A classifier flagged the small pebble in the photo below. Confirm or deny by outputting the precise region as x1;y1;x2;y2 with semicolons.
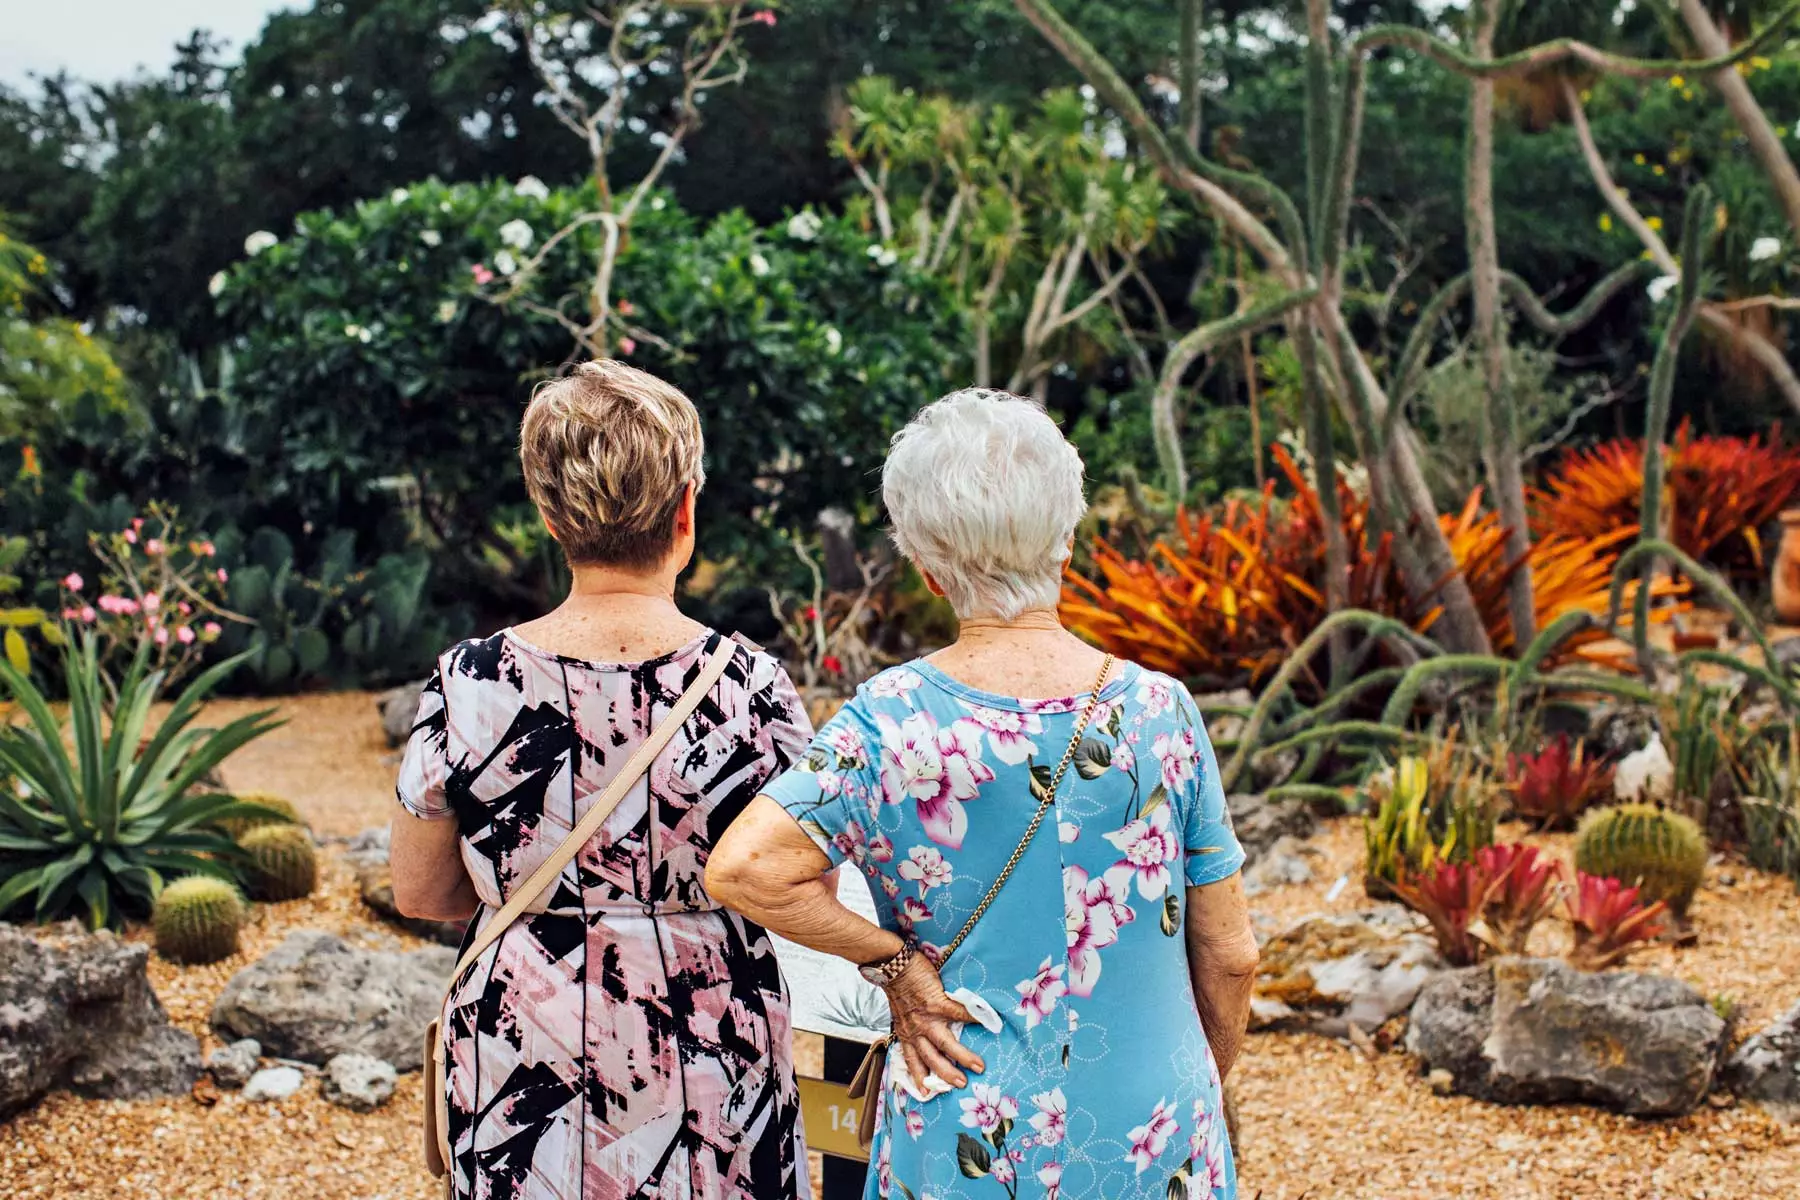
1427;1068;1457;1096
206;1038;262;1090
242;1066;305;1102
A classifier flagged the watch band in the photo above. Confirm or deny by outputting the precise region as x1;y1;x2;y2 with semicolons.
859;934;919;987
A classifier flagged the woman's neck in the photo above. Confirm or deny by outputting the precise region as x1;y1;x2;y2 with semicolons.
565;562;680;605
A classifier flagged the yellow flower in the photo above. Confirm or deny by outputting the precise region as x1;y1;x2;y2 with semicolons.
20;445;40;479
27;254;46;276
1633;153;1647;165
1670;75;1686;89
1647;216;1664;231
1754;56;1772;71
1653;164;1666;176
1599;213;1614;232
1683;88;1695;101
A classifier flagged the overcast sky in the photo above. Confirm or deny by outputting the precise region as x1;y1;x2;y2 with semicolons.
0;1;295;89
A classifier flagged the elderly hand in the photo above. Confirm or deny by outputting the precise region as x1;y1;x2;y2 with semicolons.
885;951;985;1091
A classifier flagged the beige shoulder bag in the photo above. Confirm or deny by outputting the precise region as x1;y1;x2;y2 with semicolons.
844;654;1113;1148
421;638;734;1187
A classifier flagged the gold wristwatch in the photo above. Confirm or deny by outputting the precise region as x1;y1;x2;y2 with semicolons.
857;934;920;988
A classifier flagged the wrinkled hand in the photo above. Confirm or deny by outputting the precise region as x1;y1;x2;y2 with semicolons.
885;952;984;1090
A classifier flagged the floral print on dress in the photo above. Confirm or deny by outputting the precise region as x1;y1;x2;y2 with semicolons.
398;630;813;1200
763;658;1244;1200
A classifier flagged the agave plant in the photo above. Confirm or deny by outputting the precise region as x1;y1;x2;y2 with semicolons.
1507;734;1615;830
0;633;283;928
1475;843;1562;954
1564;871;1668;971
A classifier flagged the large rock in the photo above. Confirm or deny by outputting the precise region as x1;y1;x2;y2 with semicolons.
1252;909;1441;1036
1227;793;1317;866
343;826;468;947
1724;999;1800;1121
212;930;455;1070
1407;957;1727;1116
378;681;428;748
0;923;201;1117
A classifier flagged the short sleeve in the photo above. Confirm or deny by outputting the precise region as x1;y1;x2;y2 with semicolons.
760;696;883;867
736;647;816;794
396;668;453;821
1179;691;1245;887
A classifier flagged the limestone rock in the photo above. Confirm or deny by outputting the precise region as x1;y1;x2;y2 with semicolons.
0;923;201;1117
378;681;428;748
242;1065;305;1101
212;930;454;1070
1242;835;1319;896
1252;910;1442;1036
1227;793;1317;866
1614;733;1675;803
1407;957;1727;1116
1724;999;1800;1121
206;1038;261;1089
321;1052;398;1112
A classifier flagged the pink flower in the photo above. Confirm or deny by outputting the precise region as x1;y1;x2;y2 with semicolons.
821;653;844;675
991;1159;1015;1185
199;540;216;557
1028;1088;1067;1146
79;606;96;624
1014;957;1068;1028
123;529;137;544
803;605;818;621
1126;1098;1181;1174
145;538;165;556
1102;805;1181;899
618;336;637;355
60;607;81;621
962;705;1043;766
62;573;83;592
471;263;495;285
876;710;995;850
898;845;953;894
1064;864;1134;996
898;896;933;931
866;830;895;863
203;621;223;638
176;625;197;645
750;9;777;25
131;518;144;531
1135;677;1177;718
153;626;170;646
1112;744;1136;774
904;1108;923;1138
832;818;869;864
878;874;900;900
958;1084;1017;1136
216;568;229;583
1194;1110;1231;1190
142;592;161;612
1038;1162;1064;1200
617;298;634;316
1151;727;1198;791
97;594;139;616
177;601;192;615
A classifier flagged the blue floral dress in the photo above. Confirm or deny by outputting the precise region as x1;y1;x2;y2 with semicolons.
763;659;1245;1200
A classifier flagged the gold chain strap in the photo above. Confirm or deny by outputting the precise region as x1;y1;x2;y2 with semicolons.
937;654;1114;963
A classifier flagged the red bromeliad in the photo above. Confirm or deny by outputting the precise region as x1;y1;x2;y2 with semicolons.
1564;871;1668;971
1507;734;1615;830
1391;859;1496;967
1475;843;1561;954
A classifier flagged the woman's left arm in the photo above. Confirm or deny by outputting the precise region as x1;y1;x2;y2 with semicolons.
709;795;985;1089
391;809;479;921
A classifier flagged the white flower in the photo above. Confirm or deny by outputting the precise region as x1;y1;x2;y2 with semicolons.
390;187;410;204
498;219;534;249
435;300;458;323
1647;274;1679;304
207;272;227;298
866;243;898;267
787;210;823;241
650;195;666;211
512;175;550;201
494;249;519;277
823;326;843;355
343;323;373;343
1751;236;1783;263
419;229;443;248
748;252;771;278
244;230;278;256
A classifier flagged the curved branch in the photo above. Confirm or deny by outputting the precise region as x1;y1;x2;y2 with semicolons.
1499;263;1656;337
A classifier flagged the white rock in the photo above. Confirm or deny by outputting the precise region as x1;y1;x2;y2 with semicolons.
1614;732;1674;802
242;1066;305;1101
321;1053;397;1112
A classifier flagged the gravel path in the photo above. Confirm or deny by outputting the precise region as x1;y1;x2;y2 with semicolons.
3;691;1797;1198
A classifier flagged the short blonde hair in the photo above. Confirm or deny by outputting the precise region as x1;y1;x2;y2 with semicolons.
519;359;707;569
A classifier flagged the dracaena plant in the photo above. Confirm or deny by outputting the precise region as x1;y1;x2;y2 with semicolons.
1475;843;1562;955
1507;734;1614;830
0;632;283;929
1564;871;1668;972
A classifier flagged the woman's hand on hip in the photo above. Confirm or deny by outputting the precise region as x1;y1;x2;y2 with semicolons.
886;953;984;1090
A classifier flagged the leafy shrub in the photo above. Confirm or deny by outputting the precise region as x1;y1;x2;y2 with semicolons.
0;635;280;928
1363;740;1499;901
1507;734;1614;831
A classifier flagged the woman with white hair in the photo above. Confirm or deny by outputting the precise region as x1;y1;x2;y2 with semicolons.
708;388;1258;1200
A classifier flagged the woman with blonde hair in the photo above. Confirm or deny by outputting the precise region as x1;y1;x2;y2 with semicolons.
391;360;811;1199
709;388;1257;1200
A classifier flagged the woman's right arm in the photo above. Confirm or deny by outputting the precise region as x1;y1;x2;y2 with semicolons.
708;795;984;1089
1183;872;1260;1079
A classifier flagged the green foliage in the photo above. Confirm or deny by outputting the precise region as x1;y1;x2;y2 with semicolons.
0;219;125;440
1738;728;1800;889
215;791;303;843
0;634;280;928
1362;744;1499;900
152;875;246;964
215;178;964;593
1574;803;1709;918
1415;338;1590;507
239;823;319;903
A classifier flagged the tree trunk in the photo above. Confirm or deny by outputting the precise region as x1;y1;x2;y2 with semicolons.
1466;0;1536;647
1180;0;1203;152
1678;0;1800;237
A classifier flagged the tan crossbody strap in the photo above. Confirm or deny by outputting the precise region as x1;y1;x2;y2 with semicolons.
441;638;734;993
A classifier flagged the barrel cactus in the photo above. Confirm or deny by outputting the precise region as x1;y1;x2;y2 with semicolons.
152;876;247;964
1574;803;1708;917
218;792;305;841
240;823;320;902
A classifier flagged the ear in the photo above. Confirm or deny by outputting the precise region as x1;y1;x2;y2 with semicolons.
675;483;697;536
920;568;945;599
541;512;559;542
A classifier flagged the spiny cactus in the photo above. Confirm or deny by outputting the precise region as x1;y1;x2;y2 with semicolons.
153;875;247;964
218;792;305;841
240;823;319;902
1574;803;1708;918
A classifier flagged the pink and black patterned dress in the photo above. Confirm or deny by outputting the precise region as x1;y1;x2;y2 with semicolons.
398;628;813;1200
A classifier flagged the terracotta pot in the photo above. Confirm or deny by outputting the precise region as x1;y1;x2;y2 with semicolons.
1775;510;1800;623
